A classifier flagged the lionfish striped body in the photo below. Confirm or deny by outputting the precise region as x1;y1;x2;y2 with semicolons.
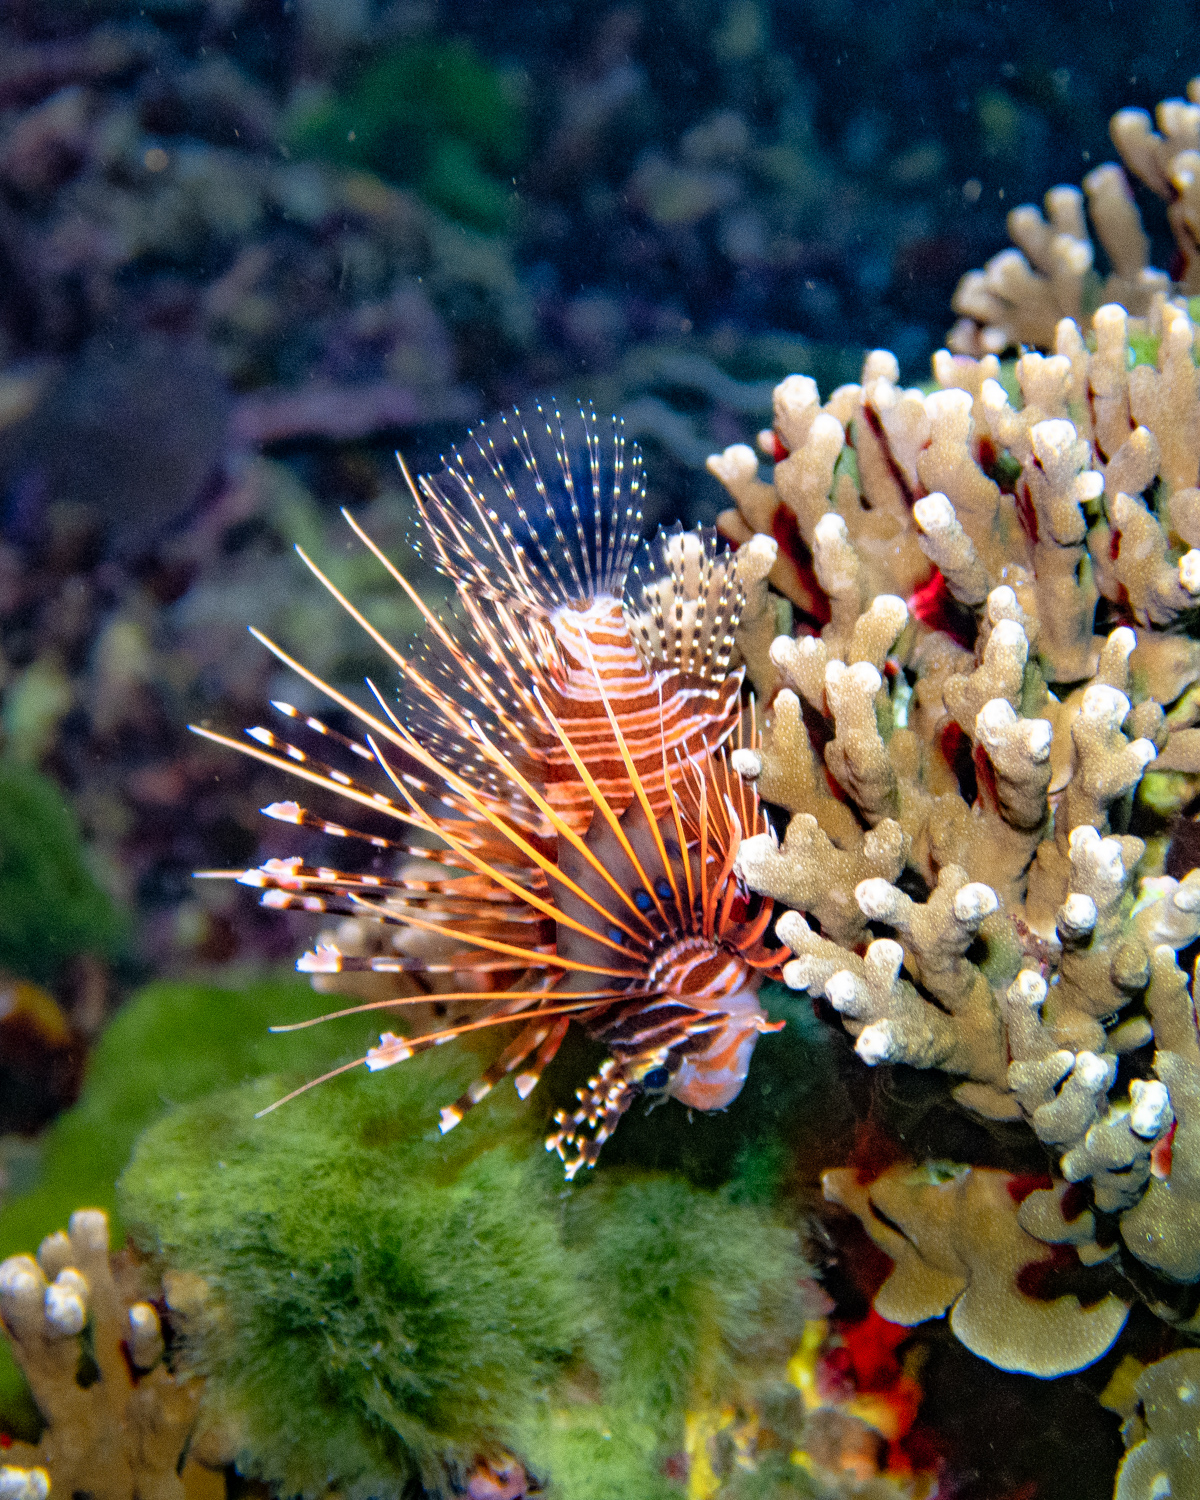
193;405;785;1175
403;405;746;828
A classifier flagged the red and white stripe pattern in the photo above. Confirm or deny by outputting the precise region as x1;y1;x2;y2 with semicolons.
538;597;743;828
190;405;781;1173
195;673;785;1176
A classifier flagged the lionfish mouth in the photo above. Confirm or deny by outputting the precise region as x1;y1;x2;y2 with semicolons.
191;403;786;1176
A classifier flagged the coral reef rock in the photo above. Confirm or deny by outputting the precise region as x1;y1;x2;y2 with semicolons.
1110;1348;1200;1500
709;87;1200;1372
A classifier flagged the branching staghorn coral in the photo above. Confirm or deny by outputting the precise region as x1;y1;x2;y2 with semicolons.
706;89;1200;1373
0;1209;217;1500
946;80;1200;357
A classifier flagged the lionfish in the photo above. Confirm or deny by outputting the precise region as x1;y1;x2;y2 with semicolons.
193;405;786;1176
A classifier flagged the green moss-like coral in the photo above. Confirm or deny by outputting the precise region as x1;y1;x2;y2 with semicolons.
118;1041;810;1499
0;757;124;984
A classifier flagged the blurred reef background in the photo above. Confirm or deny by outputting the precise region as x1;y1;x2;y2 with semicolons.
0;0;1193;992
2;2;1199;1498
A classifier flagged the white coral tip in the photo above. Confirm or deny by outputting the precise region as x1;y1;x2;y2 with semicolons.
705;443;759;485
856;1021;896;1066
1030;416;1078;459
1012;970;1048;1007
954;883;999;924
780;958;812;991
1129;1079;1173;1139
986;585;1019;622
976;698;1017;735
825;970;861;1013
913;492;956;531
1024;718;1053;759
865;938;905;982
847;661;883;694
989;617;1027;653
67;1209;108;1253
774;910;813;949
1058;892;1098;935
0;1257;41;1307
1074;1051;1113;1092
730;748;762;780
814;512;849;544
128;1301;165;1369
869;593;908;625
1076;471;1104;502
855;877;897;921
44;1275;87;1337
1080;683;1131;726
1129;737;1158;768
774;372;819;411
739;533;778;574
980;377;1011;413
1180;550;1200;596
0;1468;51;1500
1108;625;1137;657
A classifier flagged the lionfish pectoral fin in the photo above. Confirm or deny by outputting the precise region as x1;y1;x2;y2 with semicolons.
545;1057;638;1180
514;1016;570;1100
366;1032;412;1070
438;1014;569;1132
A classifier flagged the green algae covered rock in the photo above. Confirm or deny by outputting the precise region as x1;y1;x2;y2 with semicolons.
0;973;345;1262
287;39;526;229
118;1045;810;1499
0;757;125;985
0;972;356;1437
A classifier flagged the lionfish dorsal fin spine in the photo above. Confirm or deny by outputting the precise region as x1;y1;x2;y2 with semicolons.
413;403;643;613
578;634;686;925
531;682;676;935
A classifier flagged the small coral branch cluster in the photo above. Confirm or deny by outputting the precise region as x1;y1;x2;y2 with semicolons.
0;1210;209;1499
195;406;788;1175
706;83;1200;1377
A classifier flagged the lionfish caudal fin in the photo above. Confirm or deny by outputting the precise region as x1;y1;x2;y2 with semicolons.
192;637;785;1175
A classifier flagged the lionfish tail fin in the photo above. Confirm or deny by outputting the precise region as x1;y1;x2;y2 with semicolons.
412;403;644;614
624;524;745;686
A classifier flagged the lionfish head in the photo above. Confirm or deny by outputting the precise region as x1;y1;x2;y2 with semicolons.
191;403;784;1178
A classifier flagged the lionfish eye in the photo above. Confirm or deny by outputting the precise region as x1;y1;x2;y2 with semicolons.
633;888;653;912
641;1066;670;1091
654;878;672;900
